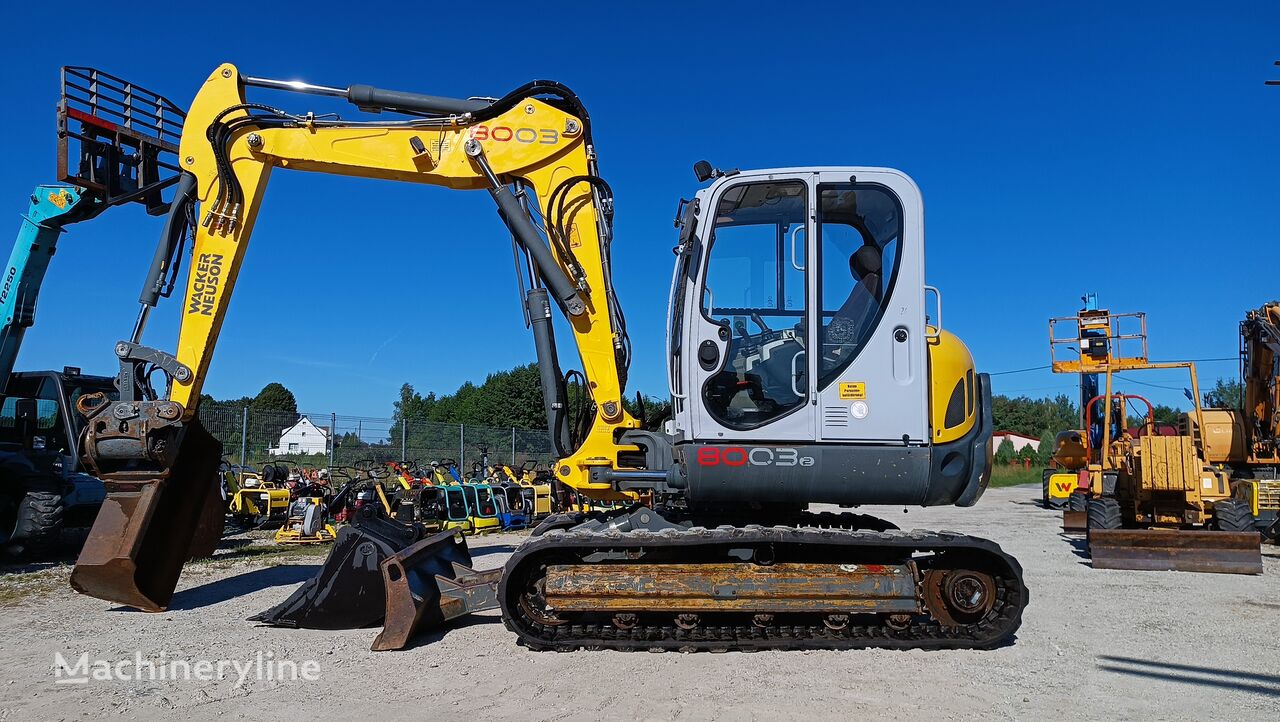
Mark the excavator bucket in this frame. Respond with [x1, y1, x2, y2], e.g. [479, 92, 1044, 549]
[371, 531, 501, 651]
[250, 513, 424, 629]
[252, 519, 497, 650]
[70, 420, 224, 611]
[188, 470, 228, 559]
[1088, 529, 1263, 575]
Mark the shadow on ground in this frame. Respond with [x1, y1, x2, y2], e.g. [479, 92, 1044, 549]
[1097, 655, 1280, 697]
[1059, 533, 1091, 564]
[104, 564, 322, 612]
[471, 544, 517, 558]
[399, 613, 503, 650]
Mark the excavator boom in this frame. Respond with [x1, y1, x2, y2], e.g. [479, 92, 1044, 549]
[73, 63, 638, 610]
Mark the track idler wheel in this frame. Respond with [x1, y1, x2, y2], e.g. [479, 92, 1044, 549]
[922, 567, 997, 626]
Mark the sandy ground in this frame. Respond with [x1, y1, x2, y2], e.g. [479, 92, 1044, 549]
[0, 483, 1277, 721]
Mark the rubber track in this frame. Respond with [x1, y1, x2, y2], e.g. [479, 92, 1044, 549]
[499, 523, 1028, 652]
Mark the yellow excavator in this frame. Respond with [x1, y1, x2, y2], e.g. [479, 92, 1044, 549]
[70, 63, 1027, 652]
[1196, 302, 1280, 540]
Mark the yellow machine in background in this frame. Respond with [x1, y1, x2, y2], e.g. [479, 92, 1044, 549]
[1042, 431, 1087, 509]
[503, 461, 554, 518]
[225, 467, 290, 527]
[273, 496, 337, 544]
[1189, 301, 1280, 540]
[1048, 298, 1262, 573]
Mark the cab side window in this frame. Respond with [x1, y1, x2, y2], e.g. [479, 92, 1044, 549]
[817, 184, 903, 389]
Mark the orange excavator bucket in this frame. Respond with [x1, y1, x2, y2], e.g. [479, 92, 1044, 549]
[70, 419, 225, 611]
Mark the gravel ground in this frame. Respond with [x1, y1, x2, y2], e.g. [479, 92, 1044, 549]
[0, 483, 1277, 721]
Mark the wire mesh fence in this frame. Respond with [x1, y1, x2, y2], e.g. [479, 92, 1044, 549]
[201, 404, 555, 474]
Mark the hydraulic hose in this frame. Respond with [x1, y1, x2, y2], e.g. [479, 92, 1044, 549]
[137, 172, 197, 308]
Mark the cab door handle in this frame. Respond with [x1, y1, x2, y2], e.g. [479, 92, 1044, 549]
[791, 350, 807, 397]
[790, 226, 806, 272]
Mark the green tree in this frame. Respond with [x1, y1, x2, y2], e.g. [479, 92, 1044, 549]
[1149, 404, 1180, 425]
[1017, 443, 1038, 464]
[1203, 378, 1243, 410]
[337, 431, 366, 449]
[994, 437, 1016, 466]
[1037, 430, 1058, 465]
[991, 394, 1078, 438]
[252, 382, 298, 415]
[387, 363, 667, 463]
[623, 394, 674, 430]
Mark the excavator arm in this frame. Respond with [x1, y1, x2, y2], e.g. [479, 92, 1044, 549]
[73, 63, 639, 610]
[1241, 302, 1280, 460]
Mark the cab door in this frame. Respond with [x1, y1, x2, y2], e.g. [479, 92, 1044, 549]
[686, 172, 817, 442]
[811, 170, 927, 442]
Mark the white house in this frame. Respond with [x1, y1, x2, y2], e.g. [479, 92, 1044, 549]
[269, 416, 330, 456]
[992, 430, 1040, 452]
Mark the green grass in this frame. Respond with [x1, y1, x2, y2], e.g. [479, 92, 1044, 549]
[0, 569, 65, 607]
[989, 465, 1043, 488]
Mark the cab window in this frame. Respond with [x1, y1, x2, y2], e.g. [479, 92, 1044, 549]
[700, 180, 808, 429]
[0, 376, 62, 448]
[816, 184, 903, 389]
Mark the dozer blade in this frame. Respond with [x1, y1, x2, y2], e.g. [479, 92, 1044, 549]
[1062, 511, 1087, 533]
[1088, 529, 1263, 575]
[70, 420, 223, 611]
[250, 513, 425, 629]
[371, 531, 501, 652]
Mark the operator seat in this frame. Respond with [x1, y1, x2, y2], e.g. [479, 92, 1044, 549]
[826, 244, 883, 347]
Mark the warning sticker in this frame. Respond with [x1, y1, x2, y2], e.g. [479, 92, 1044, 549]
[839, 382, 866, 400]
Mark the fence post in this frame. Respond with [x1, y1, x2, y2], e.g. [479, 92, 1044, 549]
[511, 426, 516, 463]
[401, 417, 407, 461]
[239, 405, 248, 468]
[329, 412, 337, 470]
[459, 423, 465, 473]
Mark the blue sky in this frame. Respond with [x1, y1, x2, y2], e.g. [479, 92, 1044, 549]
[2, 2, 1277, 418]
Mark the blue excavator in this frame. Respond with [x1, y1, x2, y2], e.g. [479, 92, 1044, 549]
[0, 67, 185, 557]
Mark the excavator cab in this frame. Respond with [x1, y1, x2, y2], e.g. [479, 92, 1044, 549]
[665, 169, 990, 509]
